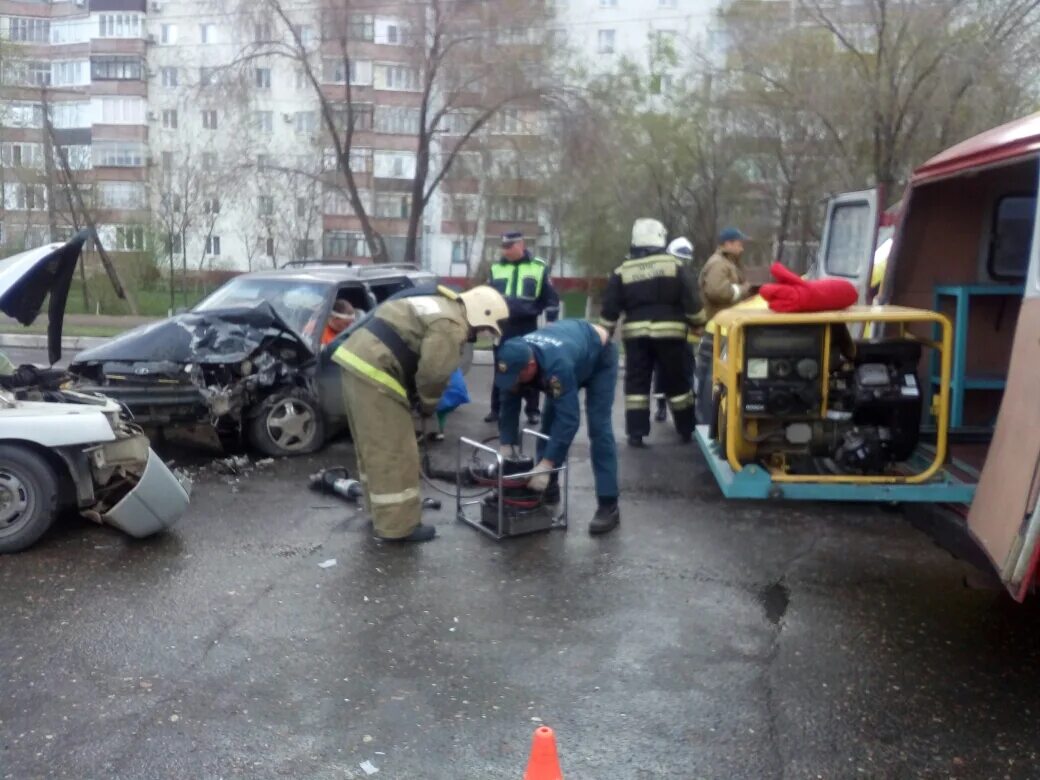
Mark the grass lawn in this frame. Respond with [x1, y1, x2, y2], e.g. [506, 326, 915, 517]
[0, 323, 129, 338]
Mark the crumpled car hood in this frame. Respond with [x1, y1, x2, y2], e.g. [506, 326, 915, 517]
[0, 230, 88, 365]
[71, 302, 313, 366]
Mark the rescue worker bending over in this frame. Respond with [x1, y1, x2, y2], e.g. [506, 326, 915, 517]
[695, 227, 753, 425]
[495, 319, 620, 535]
[599, 218, 701, 446]
[334, 285, 509, 543]
[484, 230, 560, 426]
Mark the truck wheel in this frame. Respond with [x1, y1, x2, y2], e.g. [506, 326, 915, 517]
[0, 444, 60, 554]
[248, 390, 326, 457]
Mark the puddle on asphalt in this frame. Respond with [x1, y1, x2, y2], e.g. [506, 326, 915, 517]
[759, 581, 790, 626]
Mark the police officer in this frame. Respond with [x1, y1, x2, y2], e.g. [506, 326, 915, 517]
[599, 219, 701, 446]
[334, 285, 509, 543]
[484, 231, 560, 426]
[695, 227, 753, 425]
[494, 319, 620, 535]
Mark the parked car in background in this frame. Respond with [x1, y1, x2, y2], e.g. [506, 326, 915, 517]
[69, 262, 438, 457]
[0, 234, 190, 553]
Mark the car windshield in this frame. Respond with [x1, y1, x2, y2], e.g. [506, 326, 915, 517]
[194, 278, 331, 338]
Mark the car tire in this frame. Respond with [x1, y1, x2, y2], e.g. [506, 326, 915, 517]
[248, 389, 326, 457]
[0, 444, 61, 554]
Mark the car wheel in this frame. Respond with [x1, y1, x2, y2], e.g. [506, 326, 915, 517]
[0, 444, 61, 554]
[248, 390, 326, 457]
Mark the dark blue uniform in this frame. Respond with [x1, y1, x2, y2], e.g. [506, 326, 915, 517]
[498, 320, 619, 502]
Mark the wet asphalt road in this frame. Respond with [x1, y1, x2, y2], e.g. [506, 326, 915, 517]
[3, 366, 1040, 779]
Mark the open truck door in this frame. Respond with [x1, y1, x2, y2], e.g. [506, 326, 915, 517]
[815, 188, 881, 304]
[967, 187, 1040, 602]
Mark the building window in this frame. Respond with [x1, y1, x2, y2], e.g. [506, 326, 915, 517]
[91, 57, 140, 81]
[202, 110, 218, 129]
[258, 237, 275, 256]
[160, 192, 182, 213]
[373, 151, 416, 179]
[291, 24, 316, 47]
[203, 197, 220, 214]
[161, 151, 175, 170]
[98, 97, 146, 124]
[253, 111, 273, 133]
[59, 145, 92, 170]
[324, 230, 370, 258]
[200, 67, 218, 86]
[323, 58, 372, 86]
[324, 188, 371, 216]
[2, 183, 47, 211]
[255, 22, 272, 42]
[373, 64, 420, 91]
[490, 196, 538, 222]
[257, 153, 272, 170]
[162, 109, 178, 129]
[202, 152, 217, 168]
[98, 14, 142, 39]
[165, 233, 183, 254]
[160, 23, 178, 44]
[113, 225, 146, 251]
[206, 235, 221, 255]
[295, 239, 314, 257]
[373, 106, 420, 135]
[258, 196, 274, 216]
[490, 107, 532, 135]
[373, 192, 410, 219]
[597, 29, 616, 54]
[1, 142, 45, 169]
[199, 23, 218, 44]
[51, 102, 90, 129]
[296, 198, 308, 218]
[294, 69, 308, 90]
[348, 14, 375, 42]
[161, 67, 179, 87]
[7, 17, 50, 43]
[93, 142, 146, 168]
[375, 18, 407, 45]
[98, 182, 146, 210]
[331, 104, 373, 133]
[295, 111, 317, 135]
[3, 60, 52, 87]
[6, 102, 43, 129]
[255, 67, 271, 89]
[53, 60, 91, 87]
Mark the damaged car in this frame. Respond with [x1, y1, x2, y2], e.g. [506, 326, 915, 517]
[0, 233, 190, 553]
[69, 262, 436, 456]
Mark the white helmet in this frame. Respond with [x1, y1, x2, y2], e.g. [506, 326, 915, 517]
[458, 285, 509, 339]
[631, 218, 667, 249]
[667, 237, 694, 261]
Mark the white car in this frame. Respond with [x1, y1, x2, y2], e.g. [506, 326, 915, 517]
[0, 233, 190, 553]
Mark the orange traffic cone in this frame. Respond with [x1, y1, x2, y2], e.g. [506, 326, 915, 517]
[523, 726, 564, 780]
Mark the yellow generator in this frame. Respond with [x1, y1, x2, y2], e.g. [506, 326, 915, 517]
[694, 305, 977, 502]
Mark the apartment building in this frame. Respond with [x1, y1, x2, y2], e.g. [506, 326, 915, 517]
[0, 0, 150, 254]
[1, 0, 682, 276]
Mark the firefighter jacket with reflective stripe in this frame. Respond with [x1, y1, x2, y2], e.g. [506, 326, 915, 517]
[488, 252, 560, 338]
[598, 250, 702, 340]
[332, 289, 469, 414]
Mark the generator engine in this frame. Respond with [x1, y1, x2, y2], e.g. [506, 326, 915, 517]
[736, 325, 923, 475]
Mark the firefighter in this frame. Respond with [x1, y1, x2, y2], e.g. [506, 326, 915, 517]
[652, 236, 701, 422]
[695, 227, 753, 425]
[599, 219, 701, 446]
[484, 231, 560, 426]
[494, 319, 620, 535]
[333, 285, 509, 543]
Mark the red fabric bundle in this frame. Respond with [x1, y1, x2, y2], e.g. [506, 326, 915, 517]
[760, 262, 858, 313]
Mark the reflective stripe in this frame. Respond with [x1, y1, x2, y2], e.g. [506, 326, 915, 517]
[668, 392, 694, 411]
[618, 256, 679, 284]
[490, 258, 545, 298]
[368, 486, 421, 506]
[622, 320, 687, 339]
[625, 394, 650, 409]
[333, 347, 408, 399]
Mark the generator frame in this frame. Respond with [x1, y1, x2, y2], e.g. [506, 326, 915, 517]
[456, 428, 568, 540]
[694, 305, 978, 503]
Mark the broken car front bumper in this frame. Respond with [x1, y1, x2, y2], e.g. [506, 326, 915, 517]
[100, 448, 190, 538]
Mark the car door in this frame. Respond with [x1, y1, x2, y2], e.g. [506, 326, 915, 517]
[815, 188, 881, 304]
[965, 187, 1040, 601]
